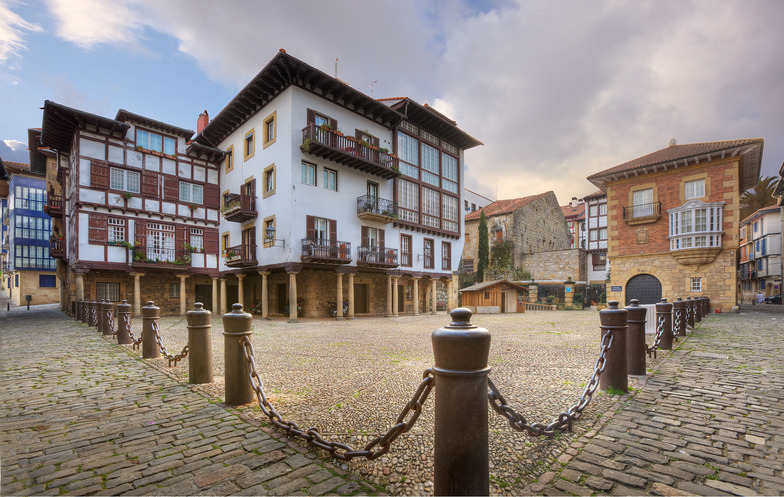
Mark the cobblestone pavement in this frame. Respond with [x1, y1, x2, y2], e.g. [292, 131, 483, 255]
[534, 304, 784, 496]
[0, 308, 372, 496]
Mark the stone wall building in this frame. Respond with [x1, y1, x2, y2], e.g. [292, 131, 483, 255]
[587, 138, 764, 311]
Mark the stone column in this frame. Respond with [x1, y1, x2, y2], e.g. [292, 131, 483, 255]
[288, 271, 298, 323]
[564, 279, 575, 309]
[431, 280, 438, 314]
[386, 275, 393, 317]
[178, 274, 188, 315]
[132, 272, 144, 316]
[392, 276, 399, 317]
[236, 273, 245, 310]
[211, 277, 219, 315]
[446, 276, 455, 312]
[413, 277, 420, 316]
[220, 278, 227, 315]
[336, 272, 344, 320]
[347, 273, 355, 319]
[75, 272, 85, 302]
[259, 271, 270, 320]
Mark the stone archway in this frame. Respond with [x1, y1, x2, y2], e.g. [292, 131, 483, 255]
[625, 273, 662, 305]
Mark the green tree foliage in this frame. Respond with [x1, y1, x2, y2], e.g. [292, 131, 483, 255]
[740, 176, 778, 221]
[477, 210, 489, 281]
[490, 240, 516, 269]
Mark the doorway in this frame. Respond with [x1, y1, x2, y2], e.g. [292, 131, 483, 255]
[194, 284, 212, 311]
[354, 283, 368, 314]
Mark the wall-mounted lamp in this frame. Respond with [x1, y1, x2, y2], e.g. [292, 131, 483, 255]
[264, 226, 285, 247]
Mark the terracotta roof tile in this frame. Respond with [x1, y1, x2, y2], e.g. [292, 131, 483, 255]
[561, 203, 585, 219]
[465, 192, 550, 221]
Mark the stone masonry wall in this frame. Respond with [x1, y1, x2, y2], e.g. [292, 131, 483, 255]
[519, 248, 585, 282]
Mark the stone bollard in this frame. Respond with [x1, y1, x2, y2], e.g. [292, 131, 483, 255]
[101, 300, 114, 336]
[695, 297, 703, 322]
[187, 302, 213, 385]
[75, 300, 81, 321]
[687, 297, 696, 329]
[142, 301, 161, 359]
[80, 300, 88, 324]
[223, 303, 254, 406]
[116, 300, 133, 344]
[655, 299, 674, 350]
[599, 301, 628, 392]
[89, 300, 97, 327]
[625, 300, 647, 376]
[96, 299, 106, 333]
[673, 298, 687, 337]
[432, 308, 490, 496]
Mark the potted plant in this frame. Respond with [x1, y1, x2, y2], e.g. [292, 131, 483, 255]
[188, 203, 198, 211]
[121, 192, 133, 200]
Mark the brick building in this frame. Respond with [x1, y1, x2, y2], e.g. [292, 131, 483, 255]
[587, 139, 764, 311]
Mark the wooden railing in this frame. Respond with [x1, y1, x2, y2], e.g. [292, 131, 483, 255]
[301, 124, 399, 178]
[524, 301, 557, 311]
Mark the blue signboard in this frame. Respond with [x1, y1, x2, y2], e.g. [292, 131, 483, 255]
[611, 286, 622, 292]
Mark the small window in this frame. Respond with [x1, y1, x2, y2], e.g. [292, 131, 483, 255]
[110, 168, 140, 193]
[39, 274, 56, 288]
[405, 285, 414, 301]
[222, 233, 230, 255]
[263, 217, 276, 248]
[462, 259, 474, 273]
[225, 146, 234, 173]
[108, 218, 126, 243]
[263, 165, 276, 197]
[323, 168, 337, 191]
[424, 238, 434, 269]
[592, 252, 606, 269]
[96, 282, 120, 301]
[302, 162, 316, 186]
[401, 234, 412, 267]
[179, 182, 203, 204]
[263, 112, 276, 148]
[169, 283, 180, 298]
[244, 129, 255, 160]
[190, 228, 203, 251]
[442, 242, 451, 271]
[685, 179, 705, 200]
[690, 277, 702, 292]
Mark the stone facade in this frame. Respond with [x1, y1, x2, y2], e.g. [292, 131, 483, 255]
[519, 248, 586, 282]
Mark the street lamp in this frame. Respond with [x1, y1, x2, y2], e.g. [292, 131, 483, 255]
[264, 226, 285, 247]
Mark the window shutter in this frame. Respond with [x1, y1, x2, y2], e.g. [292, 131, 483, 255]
[361, 226, 368, 248]
[91, 162, 109, 189]
[307, 109, 316, 125]
[204, 183, 219, 209]
[176, 225, 186, 251]
[330, 117, 338, 131]
[163, 175, 178, 201]
[329, 219, 337, 242]
[203, 228, 219, 253]
[88, 213, 108, 244]
[141, 170, 158, 197]
[306, 215, 316, 240]
[379, 229, 385, 250]
[372, 136, 380, 149]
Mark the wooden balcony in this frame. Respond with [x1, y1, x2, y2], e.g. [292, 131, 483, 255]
[44, 194, 64, 218]
[301, 124, 399, 180]
[623, 201, 661, 225]
[50, 236, 65, 259]
[356, 195, 398, 223]
[222, 192, 257, 223]
[300, 239, 352, 265]
[131, 245, 192, 271]
[357, 246, 398, 268]
[225, 244, 257, 268]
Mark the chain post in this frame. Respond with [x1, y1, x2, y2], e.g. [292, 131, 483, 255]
[101, 300, 114, 336]
[142, 301, 161, 359]
[706, 296, 711, 315]
[599, 301, 628, 392]
[187, 302, 213, 384]
[625, 299, 647, 376]
[686, 297, 695, 329]
[95, 299, 105, 333]
[75, 300, 82, 322]
[80, 300, 88, 324]
[88, 300, 96, 328]
[117, 300, 133, 344]
[694, 296, 702, 323]
[673, 298, 686, 337]
[655, 298, 674, 350]
[432, 307, 491, 496]
[223, 303, 254, 406]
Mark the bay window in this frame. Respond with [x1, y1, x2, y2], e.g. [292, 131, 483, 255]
[668, 201, 724, 250]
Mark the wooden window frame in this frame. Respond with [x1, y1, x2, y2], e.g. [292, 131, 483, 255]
[401, 234, 412, 267]
[442, 241, 451, 271]
[262, 215, 276, 248]
[423, 238, 434, 269]
[225, 145, 234, 173]
[263, 112, 276, 149]
[244, 128, 255, 161]
[263, 164, 276, 198]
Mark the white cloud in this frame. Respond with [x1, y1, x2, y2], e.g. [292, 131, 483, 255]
[1, 138, 28, 162]
[45, 0, 146, 50]
[0, 0, 42, 65]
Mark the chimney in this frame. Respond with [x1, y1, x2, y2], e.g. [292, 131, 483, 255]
[570, 197, 578, 208]
[197, 110, 209, 134]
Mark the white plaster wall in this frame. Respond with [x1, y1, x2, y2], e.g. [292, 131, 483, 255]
[78, 212, 104, 261]
[107, 246, 126, 263]
[128, 150, 143, 169]
[79, 158, 92, 186]
[80, 139, 105, 160]
[108, 145, 124, 165]
[80, 189, 105, 203]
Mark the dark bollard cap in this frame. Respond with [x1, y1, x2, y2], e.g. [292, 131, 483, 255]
[142, 301, 160, 317]
[187, 302, 211, 326]
[223, 303, 251, 335]
[628, 299, 640, 307]
[660, 298, 668, 303]
[625, 299, 647, 322]
[447, 307, 476, 329]
[600, 301, 627, 327]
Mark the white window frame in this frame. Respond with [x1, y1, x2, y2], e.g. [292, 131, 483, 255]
[301, 162, 316, 186]
[96, 282, 120, 301]
[110, 168, 140, 194]
[422, 187, 440, 228]
[668, 200, 724, 251]
[190, 228, 203, 251]
[685, 179, 705, 200]
[108, 217, 125, 243]
[323, 168, 337, 191]
[179, 181, 203, 204]
[690, 277, 702, 292]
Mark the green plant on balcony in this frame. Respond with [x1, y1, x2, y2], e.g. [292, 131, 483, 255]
[183, 242, 203, 253]
[319, 123, 332, 131]
[301, 137, 311, 152]
[188, 203, 199, 211]
[359, 139, 371, 148]
[135, 145, 143, 151]
[117, 240, 134, 249]
[379, 147, 389, 154]
[121, 192, 133, 200]
[220, 201, 241, 214]
[173, 254, 192, 265]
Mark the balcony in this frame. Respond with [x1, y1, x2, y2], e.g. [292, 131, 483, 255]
[357, 246, 399, 268]
[44, 194, 63, 218]
[131, 245, 192, 271]
[301, 124, 399, 180]
[224, 244, 257, 268]
[2, 214, 9, 226]
[301, 239, 352, 265]
[623, 201, 661, 225]
[222, 192, 257, 223]
[50, 236, 65, 259]
[356, 195, 398, 223]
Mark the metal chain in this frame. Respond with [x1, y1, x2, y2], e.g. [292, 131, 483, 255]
[488, 332, 613, 437]
[107, 309, 116, 337]
[91, 306, 97, 326]
[685, 305, 692, 328]
[240, 335, 434, 461]
[646, 313, 666, 358]
[151, 320, 189, 366]
[125, 314, 143, 350]
[673, 308, 682, 338]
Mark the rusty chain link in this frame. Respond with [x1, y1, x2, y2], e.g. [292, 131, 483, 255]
[106, 308, 116, 337]
[151, 320, 189, 366]
[646, 313, 666, 359]
[488, 331, 613, 437]
[91, 306, 97, 326]
[685, 304, 692, 328]
[124, 314, 143, 350]
[673, 307, 682, 338]
[240, 335, 434, 461]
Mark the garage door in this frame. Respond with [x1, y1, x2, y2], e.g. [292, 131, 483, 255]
[625, 274, 662, 305]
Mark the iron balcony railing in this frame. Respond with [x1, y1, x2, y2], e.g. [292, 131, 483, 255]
[623, 201, 661, 220]
[131, 245, 192, 266]
[301, 238, 352, 263]
[301, 124, 399, 179]
[358, 246, 399, 267]
[225, 244, 257, 267]
[50, 236, 65, 258]
[356, 195, 398, 221]
[222, 192, 257, 222]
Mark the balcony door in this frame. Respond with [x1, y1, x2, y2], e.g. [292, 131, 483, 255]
[147, 223, 175, 262]
[367, 181, 379, 211]
[632, 189, 653, 218]
[242, 226, 255, 259]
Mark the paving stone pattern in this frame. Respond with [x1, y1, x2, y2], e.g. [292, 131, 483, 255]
[534, 305, 784, 496]
[0, 308, 370, 496]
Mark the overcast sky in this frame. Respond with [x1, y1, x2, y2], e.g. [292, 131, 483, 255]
[2, 0, 782, 204]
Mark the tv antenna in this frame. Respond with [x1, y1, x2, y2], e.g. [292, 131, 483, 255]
[367, 80, 378, 97]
